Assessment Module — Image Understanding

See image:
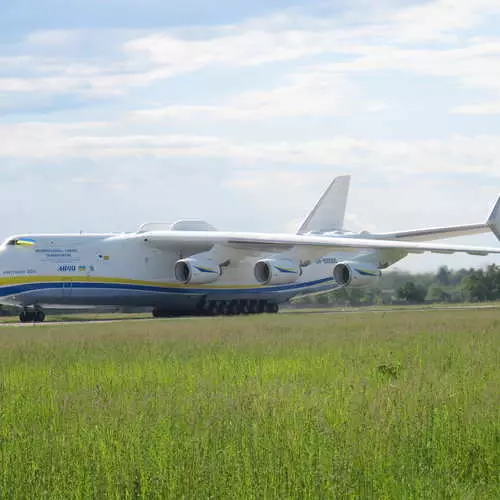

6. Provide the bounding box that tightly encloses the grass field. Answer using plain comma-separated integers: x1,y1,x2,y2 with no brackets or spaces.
0,311,498,498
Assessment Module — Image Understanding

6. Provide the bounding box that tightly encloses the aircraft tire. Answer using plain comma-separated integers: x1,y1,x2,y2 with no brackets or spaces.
214,302,224,315
229,301,240,315
20,310,37,323
206,302,218,316
152,308,172,318
265,303,279,314
34,310,46,323
248,301,258,314
196,303,208,316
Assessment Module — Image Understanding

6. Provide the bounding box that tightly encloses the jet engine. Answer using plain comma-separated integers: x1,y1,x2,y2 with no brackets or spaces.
174,258,221,284
254,259,301,285
333,261,381,288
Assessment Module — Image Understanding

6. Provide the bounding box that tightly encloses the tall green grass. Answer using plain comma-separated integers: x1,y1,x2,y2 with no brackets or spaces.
0,311,498,498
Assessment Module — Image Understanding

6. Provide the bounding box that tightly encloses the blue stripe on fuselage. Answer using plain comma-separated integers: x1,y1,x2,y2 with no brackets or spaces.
0,277,336,298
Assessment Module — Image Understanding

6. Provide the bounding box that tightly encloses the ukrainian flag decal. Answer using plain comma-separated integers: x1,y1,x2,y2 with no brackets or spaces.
16,238,35,247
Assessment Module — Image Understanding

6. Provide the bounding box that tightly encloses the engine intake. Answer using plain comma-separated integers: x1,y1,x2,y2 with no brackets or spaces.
254,259,300,286
333,261,381,288
174,258,221,285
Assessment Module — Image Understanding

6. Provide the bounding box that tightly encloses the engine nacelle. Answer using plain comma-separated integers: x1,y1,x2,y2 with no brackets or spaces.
333,261,381,288
254,259,301,286
174,258,221,285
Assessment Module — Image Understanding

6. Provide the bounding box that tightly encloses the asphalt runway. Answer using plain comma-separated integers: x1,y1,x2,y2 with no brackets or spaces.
0,303,499,327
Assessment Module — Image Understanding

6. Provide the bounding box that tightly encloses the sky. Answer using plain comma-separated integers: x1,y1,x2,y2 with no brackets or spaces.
1,0,500,272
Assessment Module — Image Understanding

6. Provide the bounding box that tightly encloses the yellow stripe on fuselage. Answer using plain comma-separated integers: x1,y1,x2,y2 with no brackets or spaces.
0,275,267,290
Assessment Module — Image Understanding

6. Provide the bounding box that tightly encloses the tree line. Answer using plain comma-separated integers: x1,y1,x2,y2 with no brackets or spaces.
292,264,500,306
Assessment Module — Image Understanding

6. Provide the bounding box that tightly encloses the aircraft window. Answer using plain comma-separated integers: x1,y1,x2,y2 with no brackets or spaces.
6,239,17,246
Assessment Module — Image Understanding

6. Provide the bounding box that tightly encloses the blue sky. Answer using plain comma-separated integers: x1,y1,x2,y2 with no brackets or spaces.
1,0,500,272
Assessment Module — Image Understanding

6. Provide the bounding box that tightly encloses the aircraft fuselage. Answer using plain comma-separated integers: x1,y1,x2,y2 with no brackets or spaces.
0,233,354,314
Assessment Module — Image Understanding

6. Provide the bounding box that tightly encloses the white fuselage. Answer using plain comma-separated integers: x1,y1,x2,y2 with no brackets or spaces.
0,232,369,312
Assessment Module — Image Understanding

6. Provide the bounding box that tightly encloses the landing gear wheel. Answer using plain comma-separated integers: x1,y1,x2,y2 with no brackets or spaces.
229,301,240,315
265,303,279,314
152,308,172,318
34,310,45,323
19,310,42,323
248,301,258,314
257,301,266,314
206,302,218,316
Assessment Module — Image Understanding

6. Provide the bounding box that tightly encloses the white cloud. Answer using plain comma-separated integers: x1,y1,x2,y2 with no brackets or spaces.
1,122,500,181
124,28,338,70
388,0,500,43
453,101,500,115
1,1,500,102
132,70,368,120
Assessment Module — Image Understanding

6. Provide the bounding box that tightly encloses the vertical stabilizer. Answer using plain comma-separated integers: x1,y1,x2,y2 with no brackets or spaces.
297,175,351,234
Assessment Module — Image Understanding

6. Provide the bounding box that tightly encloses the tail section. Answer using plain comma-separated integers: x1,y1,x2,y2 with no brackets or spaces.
297,175,351,234
487,195,500,241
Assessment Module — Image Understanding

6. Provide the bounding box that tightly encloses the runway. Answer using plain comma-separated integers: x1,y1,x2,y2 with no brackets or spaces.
0,303,499,327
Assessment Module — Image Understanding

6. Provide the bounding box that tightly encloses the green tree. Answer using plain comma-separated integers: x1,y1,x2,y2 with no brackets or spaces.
397,282,427,304
436,266,451,286
427,284,451,303
462,269,489,301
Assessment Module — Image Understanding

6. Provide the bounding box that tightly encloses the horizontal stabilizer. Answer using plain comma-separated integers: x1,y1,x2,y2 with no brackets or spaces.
375,223,490,242
375,194,500,243
487,196,500,241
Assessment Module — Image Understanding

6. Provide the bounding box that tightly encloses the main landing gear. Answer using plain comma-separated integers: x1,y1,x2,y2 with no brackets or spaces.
19,308,46,323
197,299,280,317
152,300,280,319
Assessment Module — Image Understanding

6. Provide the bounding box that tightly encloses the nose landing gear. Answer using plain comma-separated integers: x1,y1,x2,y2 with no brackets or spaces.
19,308,46,323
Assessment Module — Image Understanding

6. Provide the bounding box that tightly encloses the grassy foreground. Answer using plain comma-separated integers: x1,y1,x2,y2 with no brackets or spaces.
0,311,498,498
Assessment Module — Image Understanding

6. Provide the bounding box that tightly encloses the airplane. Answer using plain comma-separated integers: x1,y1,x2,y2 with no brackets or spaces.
1,175,499,323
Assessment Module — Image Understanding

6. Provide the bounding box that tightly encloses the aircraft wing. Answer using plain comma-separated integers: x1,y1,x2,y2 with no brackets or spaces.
139,230,500,263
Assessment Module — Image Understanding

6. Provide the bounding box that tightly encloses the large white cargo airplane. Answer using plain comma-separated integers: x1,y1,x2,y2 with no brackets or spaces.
1,176,500,322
